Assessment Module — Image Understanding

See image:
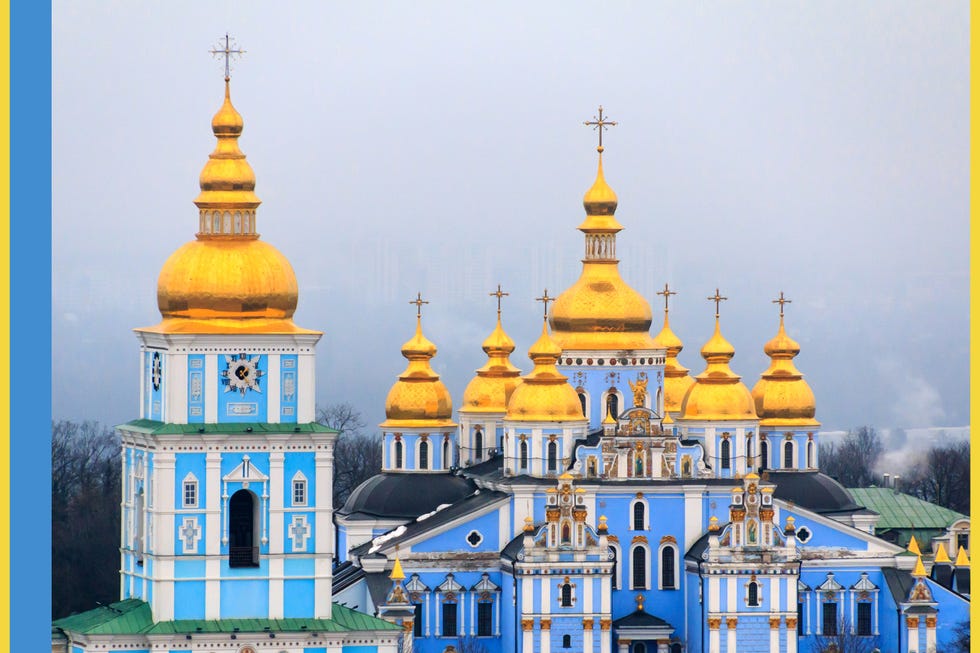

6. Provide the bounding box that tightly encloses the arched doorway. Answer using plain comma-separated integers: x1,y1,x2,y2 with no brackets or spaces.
229,489,259,567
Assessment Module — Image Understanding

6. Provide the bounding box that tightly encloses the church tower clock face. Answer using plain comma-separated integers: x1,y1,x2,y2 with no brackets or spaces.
221,353,264,395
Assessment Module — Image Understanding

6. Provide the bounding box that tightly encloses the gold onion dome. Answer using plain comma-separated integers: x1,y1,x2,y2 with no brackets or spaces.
550,148,657,351
153,80,309,334
381,317,455,428
680,316,757,420
751,306,819,427
652,307,695,414
506,320,587,422
461,312,523,414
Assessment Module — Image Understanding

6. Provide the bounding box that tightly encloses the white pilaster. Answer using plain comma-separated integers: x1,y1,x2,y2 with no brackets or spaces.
167,352,188,424
269,451,285,551
727,620,737,653
205,355,218,422
709,625,720,653
907,618,920,652
683,486,705,550
267,354,281,422
770,618,780,653
268,557,284,618
541,576,550,615
297,349,316,422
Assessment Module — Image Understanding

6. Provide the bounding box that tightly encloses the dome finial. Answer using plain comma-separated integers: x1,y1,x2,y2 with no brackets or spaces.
536,289,555,322
773,291,791,320
490,284,509,319
583,105,618,151
708,288,728,320
410,291,429,319
209,33,246,82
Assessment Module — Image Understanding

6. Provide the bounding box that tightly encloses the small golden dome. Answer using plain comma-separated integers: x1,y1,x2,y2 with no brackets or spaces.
956,546,970,567
144,80,314,336
460,313,523,414
680,319,757,421
550,149,656,351
653,309,696,414
506,321,587,422
751,315,819,427
381,317,456,429
934,545,952,564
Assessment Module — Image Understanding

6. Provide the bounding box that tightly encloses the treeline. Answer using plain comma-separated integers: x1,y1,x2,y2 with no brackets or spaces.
819,426,970,514
51,405,381,619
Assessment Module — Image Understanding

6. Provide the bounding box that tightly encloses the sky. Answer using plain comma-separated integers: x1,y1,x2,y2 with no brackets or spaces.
52,2,969,438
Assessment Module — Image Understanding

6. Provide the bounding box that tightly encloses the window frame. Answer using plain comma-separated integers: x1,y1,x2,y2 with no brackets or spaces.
441,601,458,637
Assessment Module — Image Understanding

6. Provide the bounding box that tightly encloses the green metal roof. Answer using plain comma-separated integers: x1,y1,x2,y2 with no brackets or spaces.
53,601,399,636
848,487,967,530
117,419,338,435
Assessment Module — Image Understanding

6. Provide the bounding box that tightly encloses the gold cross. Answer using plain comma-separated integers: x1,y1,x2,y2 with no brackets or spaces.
583,105,618,151
210,33,246,81
409,292,429,319
489,284,509,316
707,288,728,318
656,283,677,312
772,291,791,318
535,289,555,320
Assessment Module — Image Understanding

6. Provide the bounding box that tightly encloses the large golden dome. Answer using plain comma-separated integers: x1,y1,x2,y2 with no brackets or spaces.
680,317,757,421
549,149,657,351
506,320,586,422
652,306,695,414
147,80,312,335
381,317,456,429
460,310,522,414
751,313,819,427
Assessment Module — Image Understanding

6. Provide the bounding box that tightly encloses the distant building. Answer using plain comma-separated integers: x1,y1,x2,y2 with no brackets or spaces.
848,486,970,555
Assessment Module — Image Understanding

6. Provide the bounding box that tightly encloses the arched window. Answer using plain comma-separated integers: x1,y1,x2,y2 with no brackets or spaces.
783,440,793,469
746,436,754,469
419,440,429,470
587,456,598,478
760,440,769,471
670,644,682,653
610,545,620,589
443,439,451,469
394,441,403,469
519,440,528,470
474,429,483,460
747,580,760,606
561,582,572,607
631,545,647,589
607,392,619,420
547,441,558,473
634,644,646,653
134,487,145,564
720,438,731,470
229,489,258,567
661,546,676,589
561,522,571,545
578,392,587,418
633,502,645,531
806,441,814,468
562,634,572,648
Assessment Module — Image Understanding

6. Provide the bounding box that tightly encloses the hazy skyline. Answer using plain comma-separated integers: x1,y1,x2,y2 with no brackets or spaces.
53,3,969,435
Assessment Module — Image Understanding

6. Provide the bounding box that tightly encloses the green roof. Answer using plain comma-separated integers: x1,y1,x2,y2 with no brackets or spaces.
848,487,967,530
117,419,338,436
53,601,399,636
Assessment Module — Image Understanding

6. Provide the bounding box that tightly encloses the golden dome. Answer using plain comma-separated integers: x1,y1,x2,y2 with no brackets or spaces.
381,317,456,429
653,308,695,414
146,80,311,335
680,318,757,421
550,149,657,351
506,321,587,422
460,312,523,414
750,315,819,427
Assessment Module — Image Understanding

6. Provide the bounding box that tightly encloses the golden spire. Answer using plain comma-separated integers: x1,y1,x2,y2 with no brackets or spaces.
461,285,522,414
911,555,927,577
934,545,952,564
506,292,586,421
550,109,656,351
679,290,756,421
908,535,921,556
955,546,970,566
653,284,695,414
390,556,406,581
381,295,455,428
752,292,819,426
602,404,616,425
147,43,313,335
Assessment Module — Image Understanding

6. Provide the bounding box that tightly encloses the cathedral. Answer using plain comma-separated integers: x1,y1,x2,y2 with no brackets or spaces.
53,62,969,653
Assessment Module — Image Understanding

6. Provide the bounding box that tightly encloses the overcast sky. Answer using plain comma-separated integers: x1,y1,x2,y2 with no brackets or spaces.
52,3,968,436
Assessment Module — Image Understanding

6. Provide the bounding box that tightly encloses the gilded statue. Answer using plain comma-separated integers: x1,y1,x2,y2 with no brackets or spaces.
628,377,648,407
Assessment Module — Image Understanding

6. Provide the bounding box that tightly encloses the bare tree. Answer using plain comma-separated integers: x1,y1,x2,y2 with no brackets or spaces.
51,420,121,618
808,614,881,653
317,403,382,508
901,439,970,514
819,426,882,487
453,636,491,653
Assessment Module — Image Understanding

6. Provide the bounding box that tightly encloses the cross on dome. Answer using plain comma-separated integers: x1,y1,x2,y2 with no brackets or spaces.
210,33,246,81
583,105,618,152
536,289,555,320
657,283,677,312
773,291,791,318
409,292,429,319
490,284,509,316
707,288,728,318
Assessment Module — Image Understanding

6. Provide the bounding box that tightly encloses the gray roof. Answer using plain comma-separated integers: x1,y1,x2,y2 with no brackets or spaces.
339,472,477,520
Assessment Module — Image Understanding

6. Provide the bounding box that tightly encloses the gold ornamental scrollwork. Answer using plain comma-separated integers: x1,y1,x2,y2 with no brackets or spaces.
582,618,594,630
707,617,721,630
521,618,534,631
726,617,738,628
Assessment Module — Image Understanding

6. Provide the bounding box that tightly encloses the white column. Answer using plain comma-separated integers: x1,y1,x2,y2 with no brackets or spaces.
708,577,720,612
205,355,218,422
709,621,721,653
268,450,285,618
583,574,593,613
727,618,737,653
583,622,594,653
541,619,551,653
600,576,611,613
771,577,780,613
541,576,551,615
769,617,780,653
925,617,936,652
726,577,736,612
204,450,221,619
267,354,281,422
151,451,176,621
786,623,797,653
522,622,534,653
314,443,334,619
297,349,317,422
167,352,188,424
907,616,920,653
683,486,705,550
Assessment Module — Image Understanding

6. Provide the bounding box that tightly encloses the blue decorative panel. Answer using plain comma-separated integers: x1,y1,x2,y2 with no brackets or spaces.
220,579,270,618
280,354,298,422
283,579,315,617
217,353,268,422
174,580,205,619
187,354,205,423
